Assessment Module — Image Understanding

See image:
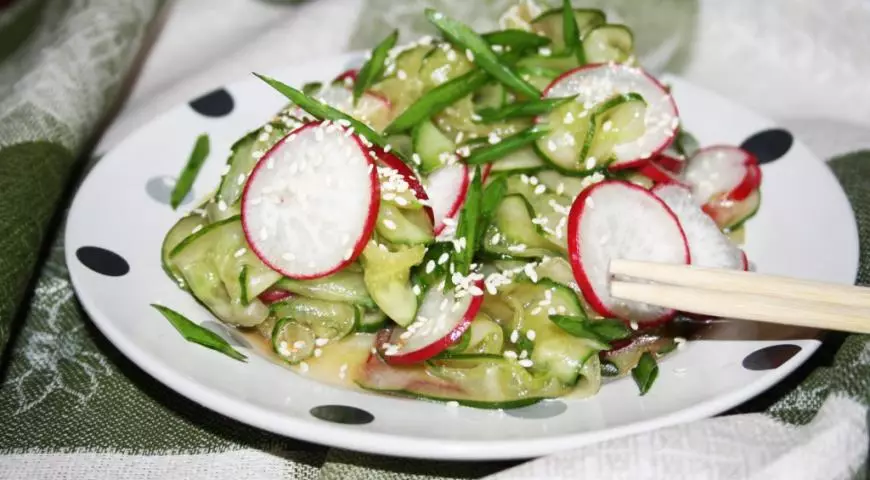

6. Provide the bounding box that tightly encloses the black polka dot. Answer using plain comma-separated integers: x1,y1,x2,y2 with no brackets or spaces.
742,344,801,371
310,405,373,425
146,175,193,206
504,400,567,419
740,129,793,164
76,246,130,277
189,88,234,117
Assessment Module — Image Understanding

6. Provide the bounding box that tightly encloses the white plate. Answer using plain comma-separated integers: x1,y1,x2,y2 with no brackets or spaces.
66,53,859,460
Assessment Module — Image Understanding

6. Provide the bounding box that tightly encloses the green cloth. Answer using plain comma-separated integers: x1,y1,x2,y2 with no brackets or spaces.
0,0,867,478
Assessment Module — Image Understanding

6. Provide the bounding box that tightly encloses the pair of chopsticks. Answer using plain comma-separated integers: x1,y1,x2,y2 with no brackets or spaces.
609,259,870,334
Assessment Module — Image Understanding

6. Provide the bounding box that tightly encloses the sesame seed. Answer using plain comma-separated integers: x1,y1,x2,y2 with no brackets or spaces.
534,184,546,195
382,219,397,230
503,350,518,360
437,252,450,265
630,320,638,330
518,359,534,368
510,330,519,343
313,348,323,358
526,330,536,341
446,401,459,408
425,260,436,273
314,338,329,347
299,361,309,373
465,49,475,62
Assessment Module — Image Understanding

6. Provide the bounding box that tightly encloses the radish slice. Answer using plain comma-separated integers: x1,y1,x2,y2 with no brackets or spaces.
380,282,484,365
654,153,685,174
377,149,434,224
637,161,687,187
258,288,292,304
653,184,743,270
242,122,379,279
740,250,750,271
426,162,470,237
291,84,392,131
542,63,679,169
683,146,761,204
567,180,689,325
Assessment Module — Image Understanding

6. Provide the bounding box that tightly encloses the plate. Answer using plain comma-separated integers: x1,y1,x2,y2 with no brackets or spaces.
66,53,859,460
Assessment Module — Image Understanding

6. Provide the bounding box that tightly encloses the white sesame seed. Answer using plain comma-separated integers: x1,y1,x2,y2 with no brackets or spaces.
630,320,639,330
313,348,323,358
437,252,450,265
503,350,518,360
465,49,475,62
534,184,546,195
526,330,536,341
425,260,436,273
446,401,459,408
382,219,397,230
518,359,534,368
299,361,309,373
314,338,329,347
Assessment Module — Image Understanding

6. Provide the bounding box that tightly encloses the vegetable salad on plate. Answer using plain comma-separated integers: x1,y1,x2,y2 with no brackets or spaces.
157,1,762,408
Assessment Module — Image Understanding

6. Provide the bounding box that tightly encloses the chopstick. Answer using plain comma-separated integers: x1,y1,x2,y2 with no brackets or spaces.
609,259,870,334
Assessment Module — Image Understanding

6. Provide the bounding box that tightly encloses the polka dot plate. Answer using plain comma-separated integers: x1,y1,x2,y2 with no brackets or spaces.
66,54,859,460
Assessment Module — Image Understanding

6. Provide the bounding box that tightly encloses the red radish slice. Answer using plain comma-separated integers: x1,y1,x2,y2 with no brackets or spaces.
683,146,761,204
654,153,685,174
258,288,292,304
291,84,392,131
541,63,679,169
427,162,470,236
332,69,358,86
637,161,688,187
377,149,435,224
740,250,750,271
242,121,379,279
567,180,689,325
653,184,744,270
380,282,484,365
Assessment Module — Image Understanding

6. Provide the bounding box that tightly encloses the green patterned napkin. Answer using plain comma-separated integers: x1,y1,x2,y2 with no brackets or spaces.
0,0,867,478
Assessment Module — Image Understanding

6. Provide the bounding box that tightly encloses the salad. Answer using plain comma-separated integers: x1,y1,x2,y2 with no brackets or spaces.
158,1,762,409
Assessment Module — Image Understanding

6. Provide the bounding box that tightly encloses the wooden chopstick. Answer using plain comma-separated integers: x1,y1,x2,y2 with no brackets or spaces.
609,260,870,334
610,259,870,309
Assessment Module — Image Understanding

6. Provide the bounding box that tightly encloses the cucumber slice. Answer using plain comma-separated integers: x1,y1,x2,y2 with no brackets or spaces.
518,66,561,91
491,279,603,386
357,353,563,409
161,213,208,289
465,313,505,354
536,169,592,197
412,120,457,174
531,8,606,50
169,216,270,327
706,188,761,232
504,174,573,249
489,147,546,173
385,134,414,160
275,269,374,308
271,318,316,364
472,82,507,110
482,194,560,258
271,297,357,341
535,93,646,174
419,43,474,89
358,308,388,333
212,122,290,217
360,240,426,326
375,45,434,116
375,202,435,245
584,24,634,64
517,52,579,74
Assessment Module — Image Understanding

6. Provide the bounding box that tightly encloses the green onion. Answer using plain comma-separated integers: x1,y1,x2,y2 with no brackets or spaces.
515,333,535,356
464,127,548,165
445,328,472,353
411,241,453,295
238,266,249,306
384,69,490,134
674,127,699,158
482,29,551,50
476,96,574,123
354,29,398,105
151,304,247,361
561,0,586,64
631,351,658,395
301,81,322,96
254,73,393,153
425,9,540,98
480,174,507,230
453,165,484,276
171,134,209,209
548,314,630,349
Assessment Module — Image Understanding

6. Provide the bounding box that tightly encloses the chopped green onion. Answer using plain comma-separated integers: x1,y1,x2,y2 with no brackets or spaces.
476,96,575,123
151,304,247,361
548,314,630,349
384,69,490,134
354,29,398,105
674,127,699,158
411,241,453,294
238,266,249,306
561,0,583,62
515,333,535,356
425,9,540,98
480,174,507,230
464,127,548,165
482,29,551,50
587,318,632,342
301,81,322,96
631,351,658,395
254,73,393,153
171,134,209,209
453,165,484,276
